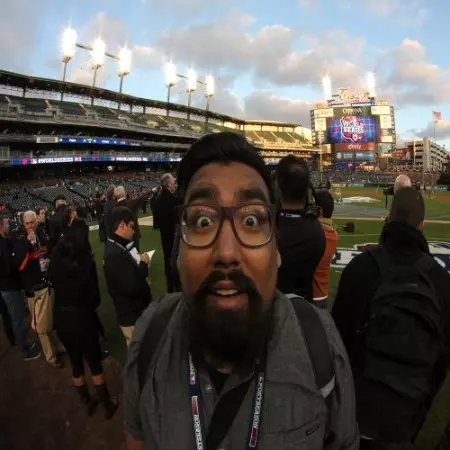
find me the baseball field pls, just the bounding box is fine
[90,187,450,449]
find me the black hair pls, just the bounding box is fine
[51,219,91,275]
[53,194,67,209]
[112,206,135,232]
[315,190,335,219]
[389,187,425,228]
[275,155,310,204]
[36,207,46,216]
[176,132,276,204]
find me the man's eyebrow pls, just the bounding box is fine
[186,187,216,204]
[236,187,269,203]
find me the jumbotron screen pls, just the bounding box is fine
[327,116,377,144]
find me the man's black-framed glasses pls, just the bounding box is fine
[179,203,276,249]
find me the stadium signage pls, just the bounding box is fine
[335,143,376,151]
[34,157,74,164]
[332,242,450,273]
[331,88,371,105]
[313,108,334,119]
[333,106,372,117]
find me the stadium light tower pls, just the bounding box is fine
[322,75,332,102]
[60,26,77,101]
[164,61,177,116]
[367,71,376,98]
[117,46,132,110]
[204,75,215,132]
[91,37,106,105]
[186,69,198,121]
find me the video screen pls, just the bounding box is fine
[327,116,377,144]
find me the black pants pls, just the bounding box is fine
[0,292,15,345]
[161,234,176,293]
[55,308,103,378]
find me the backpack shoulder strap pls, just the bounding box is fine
[285,294,335,398]
[137,294,181,392]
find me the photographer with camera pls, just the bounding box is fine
[13,210,63,369]
[276,155,326,301]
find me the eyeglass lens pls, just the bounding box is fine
[181,204,272,248]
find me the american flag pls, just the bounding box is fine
[433,111,442,122]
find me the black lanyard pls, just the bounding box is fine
[188,351,266,450]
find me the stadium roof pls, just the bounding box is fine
[0,69,303,128]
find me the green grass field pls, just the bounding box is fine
[90,193,450,449]
[335,187,450,220]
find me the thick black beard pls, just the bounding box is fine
[186,270,275,372]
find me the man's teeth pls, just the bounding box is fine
[215,289,239,296]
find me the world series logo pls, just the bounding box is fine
[340,116,365,142]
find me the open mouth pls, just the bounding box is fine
[211,289,242,297]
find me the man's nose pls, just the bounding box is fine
[213,219,241,268]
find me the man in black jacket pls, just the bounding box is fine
[13,210,62,367]
[276,155,326,300]
[114,185,152,251]
[48,194,67,254]
[332,187,450,449]
[103,184,116,240]
[104,206,152,345]
[152,173,178,292]
[0,215,40,360]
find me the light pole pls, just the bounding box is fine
[320,74,332,182]
[91,37,105,106]
[164,61,177,116]
[60,27,77,101]
[117,46,131,110]
[204,75,215,132]
[186,69,197,121]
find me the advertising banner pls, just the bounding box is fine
[335,142,376,152]
[315,118,327,131]
[333,106,372,117]
[371,105,391,115]
[379,115,393,129]
[313,108,334,119]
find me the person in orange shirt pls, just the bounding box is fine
[312,190,338,309]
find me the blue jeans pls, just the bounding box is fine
[0,290,27,353]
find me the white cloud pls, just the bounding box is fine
[244,91,312,125]
[415,121,450,140]
[377,39,450,108]
[0,0,51,72]
[156,10,365,90]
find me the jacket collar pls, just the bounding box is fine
[111,233,134,250]
[379,221,429,254]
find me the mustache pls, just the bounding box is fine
[198,269,259,295]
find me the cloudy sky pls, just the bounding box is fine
[1,0,450,147]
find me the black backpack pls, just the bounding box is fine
[355,249,443,443]
[136,294,336,449]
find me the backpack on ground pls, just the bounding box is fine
[136,293,335,443]
[355,249,443,443]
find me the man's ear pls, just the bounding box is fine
[418,221,424,232]
[277,249,281,268]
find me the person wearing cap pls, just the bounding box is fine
[123,132,358,450]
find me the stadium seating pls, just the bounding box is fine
[36,186,84,205]
[49,100,87,116]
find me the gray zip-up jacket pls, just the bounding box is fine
[124,291,359,450]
